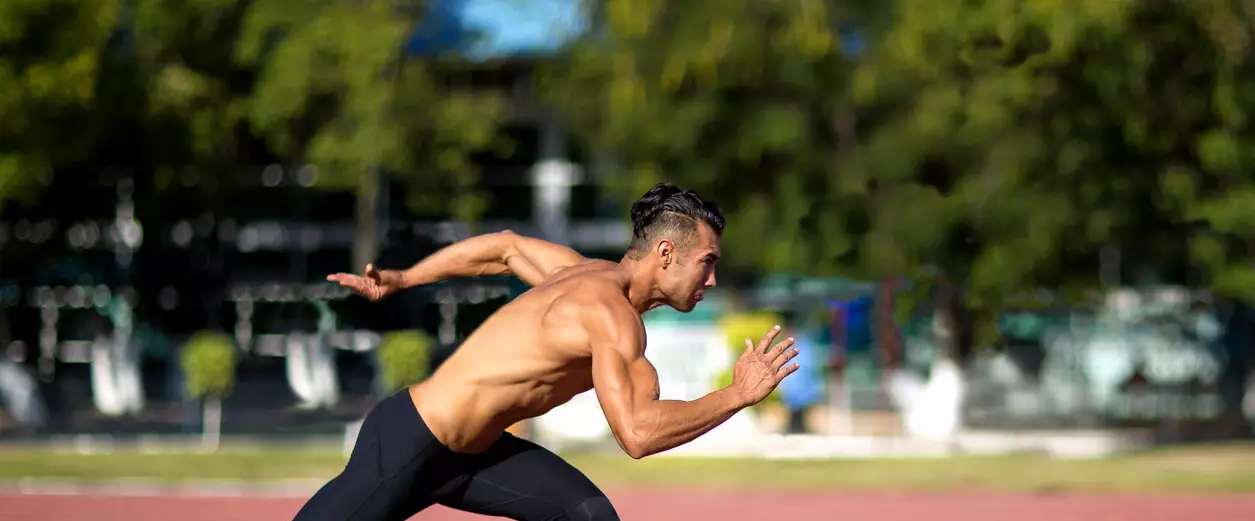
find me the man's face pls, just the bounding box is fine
[656,222,720,313]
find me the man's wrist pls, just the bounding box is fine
[718,385,752,411]
[394,270,413,289]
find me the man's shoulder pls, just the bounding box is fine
[555,281,636,323]
[548,277,642,350]
[546,258,619,279]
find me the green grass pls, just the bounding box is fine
[3,443,1255,493]
[566,445,1255,493]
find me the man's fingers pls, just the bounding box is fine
[777,362,801,379]
[328,275,371,294]
[773,347,799,369]
[329,274,356,286]
[756,325,782,352]
[770,337,794,355]
[744,337,755,355]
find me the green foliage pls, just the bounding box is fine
[234,0,504,218]
[180,331,239,399]
[848,0,1255,307]
[375,330,433,393]
[553,0,1255,354]
[2,0,503,227]
[542,0,857,278]
[0,0,123,210]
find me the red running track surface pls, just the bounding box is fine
[5,491,1255,521]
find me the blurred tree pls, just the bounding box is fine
[542,0,862,278]
[375,329,433,394]
[845,0,1255,354]
[551,0,1255,361]
[3,0,505,263]
[0,0,124,211]
[234,0,504,271]
[180,330,237,452]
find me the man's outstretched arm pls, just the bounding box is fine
[396,230,586,287]
[327,231,587,300]
[589,304,799,459]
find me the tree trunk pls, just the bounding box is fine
[826,306,850,435]
[874,279,905,418]
[201,396,222,453]
[876,279,904,369]
[352,170,381,272]
[933,279,972,362]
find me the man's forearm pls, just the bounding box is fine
[394,232,513,288]
[628,386,747,458]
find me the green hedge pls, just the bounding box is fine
[180,331,238,399]
[376,330,434,393]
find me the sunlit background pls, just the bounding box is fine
[2,1,1255,520]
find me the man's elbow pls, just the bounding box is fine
[621,440,650,460]
[606,422,643,459]
[615,428,653,460]
[490,230,521,260]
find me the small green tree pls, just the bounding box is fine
[375,330,433,395]
[180,331,238,453]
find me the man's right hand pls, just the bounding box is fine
[730,325,800,407]
[327,264,406,302]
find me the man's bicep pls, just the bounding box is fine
[511,234,587,282]
[590,324,659,444]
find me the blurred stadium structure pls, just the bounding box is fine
[2,0,1254,461]
[4,167,1253,455]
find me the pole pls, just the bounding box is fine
[523,112,578,442]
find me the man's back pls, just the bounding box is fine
[412,260,632,452]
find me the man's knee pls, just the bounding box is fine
[559,495,619,521]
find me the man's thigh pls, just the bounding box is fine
[435,434,619,521]
[291,390,454,521]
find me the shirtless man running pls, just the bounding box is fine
[297,183,800,521]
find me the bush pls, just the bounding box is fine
[375,330,434,393]
[180,331,238,399]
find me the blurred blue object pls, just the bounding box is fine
[818,295,874,354]
[779,332,825,411]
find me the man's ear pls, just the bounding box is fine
[656,239,674,268]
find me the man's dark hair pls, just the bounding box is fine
[626,183,725,259]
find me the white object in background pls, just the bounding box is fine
[0,358,47,427]
[888,357,966,439]
[91,335,145,417]
[534,389,609,445]
[287,334,340,409]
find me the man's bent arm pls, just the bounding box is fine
[590,307,748,459]
[394,231,586,288]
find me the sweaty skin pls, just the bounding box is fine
[328,228,799,457]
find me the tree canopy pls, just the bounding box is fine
[546,0,1255,323]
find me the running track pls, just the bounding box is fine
[5,491,1255,521]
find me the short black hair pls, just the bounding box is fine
[626,183,725,258]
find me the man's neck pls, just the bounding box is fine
[619,257,664,315]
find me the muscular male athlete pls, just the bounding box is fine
[296,183,800,521]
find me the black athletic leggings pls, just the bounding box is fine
[291,389,618,521]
